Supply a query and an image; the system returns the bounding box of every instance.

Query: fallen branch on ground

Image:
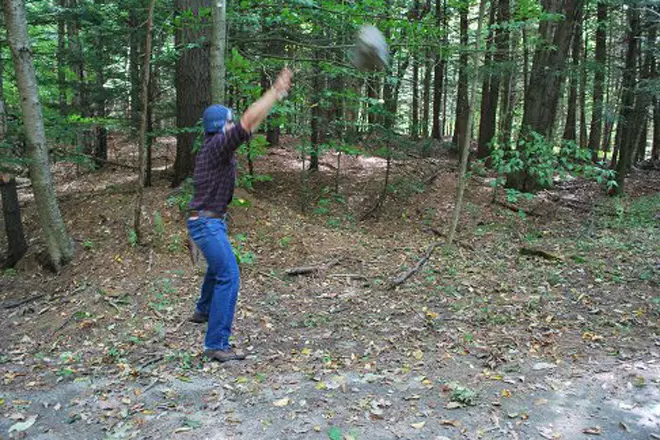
[2,293,45,309]
[519,247,562,261]
[286,258,341,276]
[389,242,440,288]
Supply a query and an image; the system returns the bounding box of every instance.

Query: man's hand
[273,68,293,100]
[241,68,293,133]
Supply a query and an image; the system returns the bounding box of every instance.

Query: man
[187,68,292,362]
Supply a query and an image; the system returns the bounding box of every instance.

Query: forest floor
[0,135,659,440]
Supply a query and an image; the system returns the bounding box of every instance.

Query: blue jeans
[187,217,240,350]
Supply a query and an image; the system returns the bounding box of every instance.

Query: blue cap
[202,104,234,133]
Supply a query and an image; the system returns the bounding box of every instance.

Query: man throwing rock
[187,68,292,362]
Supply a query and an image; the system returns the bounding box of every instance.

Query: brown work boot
[203,348,247,362]
[188,311,208,323]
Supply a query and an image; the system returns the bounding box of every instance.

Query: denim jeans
[187,217,240,350]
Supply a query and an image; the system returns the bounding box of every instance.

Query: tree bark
[93,1,107,169]
[412,55,419,139]
[476,2,497,158]
[422,49,431,138]
[210,0,226,103]
[651,13,659,162]
[562,16,581,142]
[57,0,67,116]
[507,0,583,191]
[431,0,445,139]
[129,8,141,135]
[587,2,607,161]
[4,0,74,271]
[172,0,212,187]
[614,7,641,194]
[0,177,27,268]
[0,48,27,268]
[134,0,156,241]
[452,4,469,148]
[448,0,486,246]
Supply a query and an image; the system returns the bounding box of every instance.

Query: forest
[1,0,659,438]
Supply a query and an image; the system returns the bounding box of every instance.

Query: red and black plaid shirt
[189,122,251,214]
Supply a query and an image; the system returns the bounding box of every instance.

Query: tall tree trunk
[0,47,27,268]
[133,0,155,241]
[650,13,659,162]
[412,55,419,138]
[614,7,641,194]
[476,2,497,158]
[448,0,486,246]
[172,0,212,187]
[499,7,516,146]
[578,25,587,149]
[587,2,607,161]
[562,16,581,142]
[422,49,432,138]
[129,8,141,135]
[309,64,323,172]
[431,0,445,139]
[93,2,107,169]
[4,0,74,271]
[57,0,67,116]
[367,76,379,126]
[507,0,583,191]
[210,0,226,103]
[452,4,469,148]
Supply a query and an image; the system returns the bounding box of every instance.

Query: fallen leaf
[8,415,37,433]
[501,389,512,398]
[445,402,463,409]
[619,422,628,432]
[440,419,460,427]
[583,427,602,435]
[412,349,424,360]
[411,421,426,429]
[272,398,290,407]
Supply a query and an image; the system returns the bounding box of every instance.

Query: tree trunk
[422,49,432,138]
[587,2,607,161]
[57,0,67,116]
[0,177,27,268]
[578,25,587,149]
[210,0,226,103]
[93,2,107,169]
[507,0,583,191]
[651,14,659,162]
[476,2,497,158]
[614,7,641,194]
[431,0,445,139]
[448,0,487,246]
[452,4,469,148]
[367,76,379,126]
[562,16,581,142]
[412,55,419,138]
[172,0,212,187]
[133,0,156,242]
[129,8,141,135]
[499,10,516,146]
[309,64,323,172]
[4,0,74,271]
[0,49,27,268]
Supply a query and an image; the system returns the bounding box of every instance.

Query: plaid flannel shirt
[189,122,251,214]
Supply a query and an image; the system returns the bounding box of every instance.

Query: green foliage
[232,233,256,265]
[486,132,618,193]
[599,194,660,230]
[167,178,194,213]
[153,211,165,237]
[448,382,478,405]
[128,229,138,247]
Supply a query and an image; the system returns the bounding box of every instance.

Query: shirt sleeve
[207,122,252,162]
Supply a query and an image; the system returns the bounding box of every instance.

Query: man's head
[202,104,234,134]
